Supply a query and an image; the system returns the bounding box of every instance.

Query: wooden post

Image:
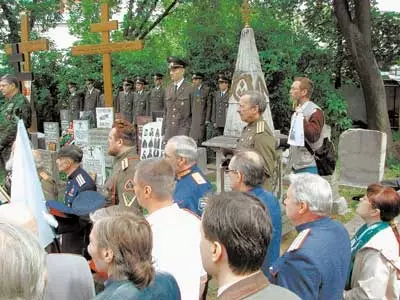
[71,3,144,107]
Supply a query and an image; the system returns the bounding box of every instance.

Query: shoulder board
[39,171,50,181]
[76,174,87,187]
[121,158,129,170]
[256,120,265,134]
[287,228,311,252]
[191,172,207,185]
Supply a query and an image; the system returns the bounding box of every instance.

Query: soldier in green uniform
[67,81,84,121]
[104,119,140,208]
[132,77,149,123]
[237,91,276,190]
[147,73,165,117]
[115,78,134,123]
[0,75,31,170]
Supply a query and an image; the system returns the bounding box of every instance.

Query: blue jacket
[95,272,181,300]
[173,164,213,216]
[249,186,282,273]
[269,217,351,300]
[64,167,96,206]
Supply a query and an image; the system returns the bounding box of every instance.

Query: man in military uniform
[0,75,31,170]
[162,56,194,143]
[236,91,276,190]
[115,78,134,123]
[67,81,84,121]
[46,145,97,254]
[211,74,230,135]
[83,78,101,125]
[165,135,213,216]
[190,72,212,145]
[132,77,149,124]
[147,73,165,117]
[104,119,140,208]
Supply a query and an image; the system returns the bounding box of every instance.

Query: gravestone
[88,128,113,168]
[43,122,60,151]
[60,109,70,132]
[338,129,387,187]
[37,149,59,186]
[82,145,106,186]
[96,107,114,128]
[73,120,90,147]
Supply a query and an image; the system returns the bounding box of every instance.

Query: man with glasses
[0,74,31,170]
[224,150,281,272]
[115,78,134,123]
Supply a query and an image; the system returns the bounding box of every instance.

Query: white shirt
[174,78,185,90]
[147,204,205,300]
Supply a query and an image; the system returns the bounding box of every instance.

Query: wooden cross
[71,3,144,107]
[8,44,34,90]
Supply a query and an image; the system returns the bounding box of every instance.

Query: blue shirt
[250,186,282,273]
[270,217,351,300]
[64,167,96,206]
[173,164,213,216]
[95,272,181,300]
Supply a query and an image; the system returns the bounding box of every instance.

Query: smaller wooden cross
[8,44,33,91]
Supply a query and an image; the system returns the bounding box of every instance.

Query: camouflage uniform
[104,147,140,208]
[237,117,276,190]
[0,93,31,164]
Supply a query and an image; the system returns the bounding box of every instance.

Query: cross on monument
[71,3,144,107]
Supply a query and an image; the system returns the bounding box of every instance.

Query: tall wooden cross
[71,3,144,107]
[5,12,49,132]
[8,44,34,90]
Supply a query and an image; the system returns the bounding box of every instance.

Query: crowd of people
[0,57,399,299]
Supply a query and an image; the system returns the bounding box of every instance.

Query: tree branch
[134,0,158,39]
[1,3,19,43]
[123,0,134,38]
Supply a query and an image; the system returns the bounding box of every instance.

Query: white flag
[11,120,56,247]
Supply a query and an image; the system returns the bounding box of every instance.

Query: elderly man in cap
[190,72,212,145]
[104,119,140,207]
[147,73,165,117]
[162,56,194,143]
[269,173,351,299]
[211,74,230,135]
[115,78,134,123]
[133,76,149,123]
[165,135,213,216]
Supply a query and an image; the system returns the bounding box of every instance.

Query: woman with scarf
[344,184,400,299]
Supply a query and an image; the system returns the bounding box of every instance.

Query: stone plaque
[82,145,106,186]
[73,120,90,146]
[338,129,387,187]
[140,121,163,160]
[96,107,114,128]
[43,122,60,151]
[60,109,70,132]
[37,149,59,185]
[88,128,113,168]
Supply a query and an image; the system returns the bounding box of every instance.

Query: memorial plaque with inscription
[88,128,113,168]
[43,122,60,151]
[60,109,70,132]
[96,107,114,128]
[82,145,106,186]
[136,116,153,155]
[73,120,89,146]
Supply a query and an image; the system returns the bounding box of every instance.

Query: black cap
[57,145,83,163]
[86,78,95,83]
[135,76,146,85]
[154,73,164,80]
[68,81,77,87]
[123,78,134,85]
[192,72,204,80]
[167,56,187,69]
[218,74,230,83]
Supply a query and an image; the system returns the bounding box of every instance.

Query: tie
[174,85,178,92]
[221,92,223,97]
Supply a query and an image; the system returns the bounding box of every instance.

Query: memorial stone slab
[60,109,70,132]
[37,149,59,186]
[88,128,113,168]
[43,122,60,151]
[73,120,90,147]
[338,129,387,187]
[96,107,114,128]
[82,145,106,186]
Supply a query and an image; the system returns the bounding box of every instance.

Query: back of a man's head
[0,222,46,300]
[202,191,272,276]
[112,119,136,147]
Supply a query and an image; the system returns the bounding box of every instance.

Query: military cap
[192,72,205,80]
[154,73,164,80]
[218,74,230,83]
[167,56,187,69]
[57,145,83,163]
[123,78,134,85]
[68,81,77,87]
[85,78,95,83]
[135,76,147,85]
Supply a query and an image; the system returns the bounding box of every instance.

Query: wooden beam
[71,40,143,55]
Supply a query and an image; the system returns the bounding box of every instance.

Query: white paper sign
[96,107,114,128]
[140,121,163,160]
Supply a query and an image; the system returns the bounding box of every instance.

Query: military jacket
[162,80,194,142]
[132,91,149,123]
[64,167,97,207]
[0,93,31,151]
[84,88,101,112]
[147,87,165,115]
[69,92,84,121]
[189,85,212,144]
[211,90,229,128]
[105,147,139,208]
[237,117,276,189]
[173,164,213,217]
[115,91,134,123]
